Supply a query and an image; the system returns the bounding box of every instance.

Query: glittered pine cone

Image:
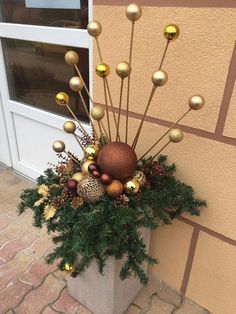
[77,175,105,203]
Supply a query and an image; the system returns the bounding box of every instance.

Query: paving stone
[0,235,9,248]
[0,214,15,231]
[147,295,175,313]
[52,287,80,313]
[157,282,182,307]
[77,304,92,314]
[175,297,210,314]
[25,234,53,259]
[42,306,59,314]
[14,274,66,314]
[53,270,67,282]
[125,304,141,314]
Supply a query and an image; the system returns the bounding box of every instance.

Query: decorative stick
[52,140,80,164]
[103,79,112,141]
[159,40,170,70]
[63,121,84,152]
[116,79,124,141]
[150,140,171,162]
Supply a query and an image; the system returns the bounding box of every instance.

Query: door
[0,0,93,179]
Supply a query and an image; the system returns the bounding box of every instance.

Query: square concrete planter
[67,228,150,314]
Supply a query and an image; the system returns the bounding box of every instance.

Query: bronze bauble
[164,24,180,41]
[87,21,102,37]
[169,128,184,143]
[77,175,105,203]
[97,142,137,181]
[152,70,168,86]
[72,172,84,182]
[67,179,78,191]
[91,105,105,121]
[116,61,131,79]
[134,170,147,187]
[124,178,140,194]
[81,160,95,174]
[96,63,110,78]
[106,180,123,198]
[55,92,69,106]
[52,140,65,153]
[69,76,84,92]
[189,95,205,110]
[63,121,76,134]
[65,51,79,65]
[101,173,112,185]
[84,144,99,160]
[126,4,142,22]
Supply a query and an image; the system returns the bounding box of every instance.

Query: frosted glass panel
[25,0,81,9]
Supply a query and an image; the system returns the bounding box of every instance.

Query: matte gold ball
[63,121,76,134]
[84,144,99,160]
[81,160,95,174]
[87,21,102,37]
[65,51,79,65]
[164,24,180,41]
[189,95,205,110]
[106,180,123,198]
[77,175,105,203]
[124,178,140,194]
[72,172,84,182]
[126,4,142,22]
[169,128,184,143]
[69,76,84,92]
[55,92,69,106]
[91,105,105,121]
[96,63,110,78]
[116,61,131,79]
[134,170,147,187]
[52,140,65,153]
[152,70,168,86]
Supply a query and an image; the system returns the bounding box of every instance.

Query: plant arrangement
[18,4,206,284]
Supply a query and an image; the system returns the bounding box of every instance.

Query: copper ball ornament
[52,140,65,153]
[97,142,137,181]
[77,175,105,203]
[152,70,168,86]
[169,128,184,143]
[69,76,84,92]
[91,105,105,121]
[116,61,131,79]
[65,51,79,65]
[92,170,101,178]
[164,24,180,41]
[124,178,140,194]
[126,4,142,22]
[81,160,95,174]
[96,63,110,78]
[101,173,112,185]
[67,179,78,190]
[84,145,99,160]
[72,172,83,182]
[63,121,76,134]
[134,170,147,187]
[87,21,102,37]
[55,92,69,106]
[189,95,205,110]
[106,180,123,198]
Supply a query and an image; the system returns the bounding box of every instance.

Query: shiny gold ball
[87,21,102,37]
[164,24,180,41]
[124,178,140,194]
[189,95,205,110]
[77,175,105,203]
[91,105,105,121]
[84,144,99,160]
[55,92,69,106]
[63,121,76,134]
[52,140,65,153]
[152,70,168,87]
[81,160,95,174]
[116,61,131,79]
[126,4,142,22]
[96,63,110,78]
[69,76,84,92]
[64,262,75,275]
[169,128,184,143]
[134,170,147,187]
[72,172,84,182]
[65,51,79,65]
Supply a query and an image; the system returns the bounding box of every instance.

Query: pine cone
[115,194,129,207]
[143,160,166,178]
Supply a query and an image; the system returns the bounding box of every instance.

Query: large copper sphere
[69,76,84,92]
[65,51,79,65]
[164,24,180,41]
[97,142,137,181]
[126,4,142,22]
[169,128,184,143]
[87,21,102,37]
[189,95,205,110]
[152,70,168,86]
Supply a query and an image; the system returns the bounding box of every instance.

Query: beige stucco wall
[93,3,236,314]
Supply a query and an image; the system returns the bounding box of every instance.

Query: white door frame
[0,92,12,166]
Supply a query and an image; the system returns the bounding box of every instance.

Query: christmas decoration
[105,179,124,198]
[77,175,105,203]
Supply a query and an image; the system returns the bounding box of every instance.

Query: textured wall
[93,2,236,314]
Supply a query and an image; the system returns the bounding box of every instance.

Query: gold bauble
[81,160,95,174]
[77,175,105,203]
[55,92,69,106]
[134,170,147,187]
[164,24,180,41]
[63,121,76,134]
[52,140,65,153]
[116,61,131,79]
[124,178,140,194]
[152,70,168,87]
[84,144,99,160]
[64,262,75,275]
[126,4,142,22]
[169,128,184,143]
[91,105,105,121]
[72,172,84,182]
[96,63,110,78]
[189,95,205,110]
[65,51,79,65]
[69,76,84,92]
[87,21,102,37]
[106,180,123,198]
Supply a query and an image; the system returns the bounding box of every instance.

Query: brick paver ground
[0,164,210,314]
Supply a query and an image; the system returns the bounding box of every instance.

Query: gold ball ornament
[55,92,69,106]
[164,24,180,41]
[124,178,140,194]
[126,4,142,22]
[63,262,75,275]
[96,63,110,78]
[77,175,105,203]
[169,128,184,143]
[63,121,76,134]
[152,70,168,86]
[134,170,147,187]
[81,160,95,174]
[106,180,123,198]
[87,21,102,37]
[65,51,79,65]
[189,95,205,110]
[52,140,65,153]
[72,172,84,182]
[91,105,105,121]
[69,76,84,92]
[84,144,99,160]
[116,61,131,79]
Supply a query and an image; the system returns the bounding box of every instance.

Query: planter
[67,228,151,314]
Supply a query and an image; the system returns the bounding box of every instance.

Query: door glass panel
[0,0,88,29]
[2,38,89,122]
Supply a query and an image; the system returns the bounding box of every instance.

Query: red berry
[101,173,112,185]
[67,179,78,190]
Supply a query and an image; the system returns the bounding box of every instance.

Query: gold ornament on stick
[152,70,168,86]
[69,76,84,92]
[65,51,79,65]
[52,140,79,164]
[87,21,102,37]
[84,144,99,160]
[91,105,105,121]
[63,121,76,134]
[189,95,205,110]
[126,3,142,22]
[96,63,110,78]
[164,24,180,41]
[56,92,69,106]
